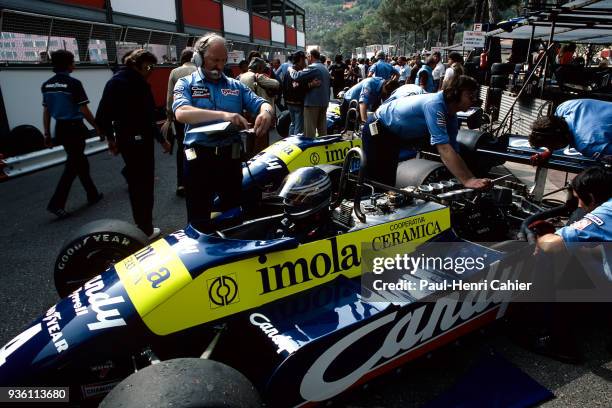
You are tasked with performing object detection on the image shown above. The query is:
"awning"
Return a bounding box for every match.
[488,0,612,45]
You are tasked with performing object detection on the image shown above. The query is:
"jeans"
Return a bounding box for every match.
[288,104,304,136]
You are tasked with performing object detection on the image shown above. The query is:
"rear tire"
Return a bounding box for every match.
[490,62,515,75]
[100,358,261,408]
[54,219,148,297]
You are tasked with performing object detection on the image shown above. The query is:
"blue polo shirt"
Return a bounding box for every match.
[395,64,410,82]
[414,65,435,93]
[555,99,612,159]
[557,198,612,243]
[41,72,88,121]
[375,92,459,148]
[368,60,395,80]
[384,84,426,104]
[556,198,612,280]
[172,70,265,147]
[343,77,385,110]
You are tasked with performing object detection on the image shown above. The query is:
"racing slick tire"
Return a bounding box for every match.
[54,219,148,297]
[490,62,515,75]
[100,358,261,408]
[395,159,451,187]
[490,74,509,88]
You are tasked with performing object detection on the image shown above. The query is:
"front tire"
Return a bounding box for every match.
[100,358,261,408]
[54,219,148,297]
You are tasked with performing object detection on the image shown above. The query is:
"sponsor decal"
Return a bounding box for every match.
[584,213,604,226]
[571,217,592,231]
[299,261,517,402]
[89,360,114,379]
[250,313,299,354]
[83,275,127,331]
[56,234,132,271]
[81,380,120,399]
[70,287,87,317]
[372,217,442,251]
[221,88,240,96]
[45,82,68,89]
[310,152,320,165]
[323,141,357,164]
[168,231,200,255]
[257,237,360,295]
[43,305,69,353]
[115,239,192,336]
[191,86,210,98]
[207,274,240,308]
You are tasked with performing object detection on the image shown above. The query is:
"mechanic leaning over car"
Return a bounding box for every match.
[173,33,274,233]
[383,83,426,104]
[529,99,612,164]
[272,167,341,243]
[42,50,103,219]
[362,75,492,189]
[339,76,400,125]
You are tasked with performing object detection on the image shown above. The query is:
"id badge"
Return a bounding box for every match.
[369,121,379,136]
[185,148,197,161]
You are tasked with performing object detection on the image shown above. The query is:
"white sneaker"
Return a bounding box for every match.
[148,227,161,240]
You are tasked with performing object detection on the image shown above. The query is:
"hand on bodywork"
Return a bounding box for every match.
[436,143,492,189]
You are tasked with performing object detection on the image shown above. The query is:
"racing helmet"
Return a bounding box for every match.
[279,167,332,219]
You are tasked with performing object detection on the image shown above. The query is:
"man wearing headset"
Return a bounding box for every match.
[173,34,274,232]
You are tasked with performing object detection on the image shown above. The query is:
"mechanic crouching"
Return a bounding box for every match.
[362,75,491,190]
[526,166,612,362]
[173,34,274,232]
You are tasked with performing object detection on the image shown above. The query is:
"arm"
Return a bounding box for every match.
[289,66,318,81]
[418,71,427,90]
[43,107,51,147]
[166,74,175,120]
[175,105,248,129]
[436,144,490,189]
[537,233,566,253]
[256,74,280,90]
[79,104,102,140]
[253,102,274,138]
[359,103,368,123]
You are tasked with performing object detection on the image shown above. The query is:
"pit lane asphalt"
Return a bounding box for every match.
[0,146,610,407]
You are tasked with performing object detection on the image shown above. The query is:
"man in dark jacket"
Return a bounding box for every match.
[96,49,171,240]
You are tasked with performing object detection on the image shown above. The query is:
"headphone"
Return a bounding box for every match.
[191,51,203,68]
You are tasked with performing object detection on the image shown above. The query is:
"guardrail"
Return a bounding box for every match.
[0,137,108,181]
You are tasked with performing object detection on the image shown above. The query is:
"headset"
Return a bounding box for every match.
[191,51,203,68]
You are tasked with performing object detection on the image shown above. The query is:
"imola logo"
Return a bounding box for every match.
[257,237,360,294]
[372,221,442,250]
[324,141,355,163]
[299,261,520,402]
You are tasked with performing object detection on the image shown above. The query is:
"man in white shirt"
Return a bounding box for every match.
[432,51,446,90]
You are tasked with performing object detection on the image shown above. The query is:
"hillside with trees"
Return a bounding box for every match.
[295,0,522,55]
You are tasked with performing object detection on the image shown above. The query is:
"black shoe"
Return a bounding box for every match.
[176,186,185,197]
[47,207,70,219]
[88,193,104,206]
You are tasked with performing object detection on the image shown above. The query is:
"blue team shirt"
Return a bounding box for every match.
[557,198,612,243]
[384,84,426,104]
[368,60,395,80]
[556,198,612,280]
[276,62,291,82]
[343,77,385,110]
[172,70,265,147]
[41,72,88,121]
[375,92,458,148]
[395,64,410,82]
[555,99,612,159]
[414,65,435,93]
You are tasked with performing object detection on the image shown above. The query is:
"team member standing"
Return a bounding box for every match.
[164,49,197,197]
[415,56,437,93]
[530,99,612,163]
[96,49,171,240]
[329,54,348,98]
[42,50,103,218]
[368,51,395,80]
[173,34,273,232]
[288,48,330,138]
[362,75,491,189]
[431,51,446,91]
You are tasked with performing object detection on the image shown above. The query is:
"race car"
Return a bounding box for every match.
[0,147,561,407]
